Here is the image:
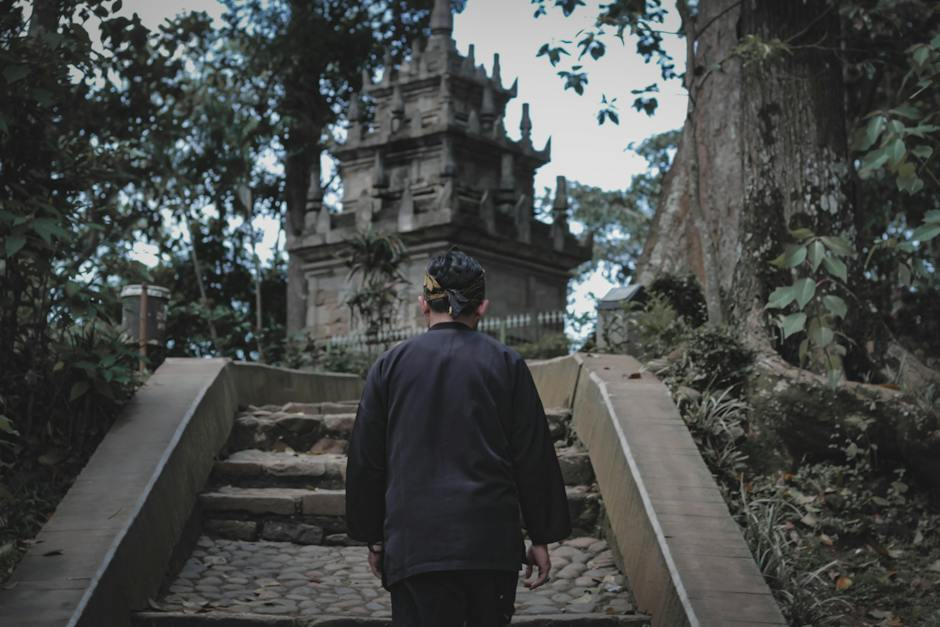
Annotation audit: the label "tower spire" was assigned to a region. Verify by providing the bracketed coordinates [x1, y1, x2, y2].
[430, 0, 453, 37]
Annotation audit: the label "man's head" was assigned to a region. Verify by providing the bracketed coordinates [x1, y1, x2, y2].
[419, 247, 489, 327]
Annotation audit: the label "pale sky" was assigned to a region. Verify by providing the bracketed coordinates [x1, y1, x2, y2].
[124, 0, 688, 326]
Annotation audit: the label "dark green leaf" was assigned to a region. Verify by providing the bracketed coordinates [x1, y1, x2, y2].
[780, 312, 807, 340]
[69, 381, 91, 402]
[852, 115, 885, 151]
[820, 236, 853, 257]
[767, 285, 795, 309]
[911, 145, 933, 159]
[807, 241, 825, 272]
[769, 244, 807, 269]
[794, 278, 817, 309]
[3, 65, 29, 84]
[912, 223, 940, 242]
[808, 317, 834, 348]
[789, 227, 815, 240]
[822, 255, 848, 282]
[4, 235, 25, 257]
[822, 295, 847, 318]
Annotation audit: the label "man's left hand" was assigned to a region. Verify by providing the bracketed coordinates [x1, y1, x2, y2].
[367, 545, 383, 578]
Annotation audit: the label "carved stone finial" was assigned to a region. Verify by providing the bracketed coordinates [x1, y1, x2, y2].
[467, 109, 481, 134]
[391, 85, 405, 133]
[463, 44, 475, 73]
[499, 153, 514, 190]
[398, 179, 415, 231]
[372, 151, 388, 189]
[304, 171, 323, 233]
[356, 189, 373, 231]
[430, 0, 452, 37]
[348, 92, 361, 124]
[440, 137, 457, 177]
[551, 175, 568, 251]
[382, 51, 393, 85]
[481, 83, 495, 121]
[438, 177, 455, 213]
[479, 189, 496, 234]
[316, 205, 331, 234]
[439, 74, 454, 127]
[492, 53, 502, 85]
[514, 193, 531, 243]
[520, 102, 532, 147]
[493, 114, 506, 140]
[410, 38, 423, 75]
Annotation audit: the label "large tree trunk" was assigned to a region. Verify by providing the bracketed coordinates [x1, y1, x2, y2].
[638, 0, 854, 350]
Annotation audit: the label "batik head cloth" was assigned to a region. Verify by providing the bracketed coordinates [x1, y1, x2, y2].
[423, 248, 486, 318]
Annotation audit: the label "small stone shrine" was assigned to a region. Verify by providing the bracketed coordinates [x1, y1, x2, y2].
[286, 0, 591, 337]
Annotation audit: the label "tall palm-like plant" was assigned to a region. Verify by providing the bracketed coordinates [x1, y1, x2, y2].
[344, 229, 408, 339]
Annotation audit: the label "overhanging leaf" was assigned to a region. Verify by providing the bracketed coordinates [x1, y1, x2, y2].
[769, 244, 807, 269]
[822, 295, 847, 318]
[793, 278, 817, 309]
[779, 312, 807, 340]
[69, 381, 90, 402]
[822, 255, 848, 282]
[767, 285, 795, 309]
[4, 235, 26, 257]
[819, 236, 853, 257]
[3, 64, 29, 84]
[807, 240, 825, 271]
[912, 223, 940, 242]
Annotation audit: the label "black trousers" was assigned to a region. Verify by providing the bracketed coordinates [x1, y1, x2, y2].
[389, 569, 519, 627]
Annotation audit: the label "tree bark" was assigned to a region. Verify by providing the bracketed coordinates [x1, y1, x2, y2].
[638, 0, 854, 349]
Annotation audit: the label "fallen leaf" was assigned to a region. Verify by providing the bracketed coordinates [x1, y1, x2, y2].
[627, 372, 642, 379]
[41, 549, 62, 557]
[819, 534, 834, 546]
[927, 559, 940, 573]
[835, 575, 852, 590]
[800, 513, 818, 527]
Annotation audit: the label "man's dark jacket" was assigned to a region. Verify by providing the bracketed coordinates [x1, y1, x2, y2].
[345, 321, 571, 589]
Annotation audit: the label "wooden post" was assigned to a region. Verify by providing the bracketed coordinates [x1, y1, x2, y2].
[139, 283, 149, 372]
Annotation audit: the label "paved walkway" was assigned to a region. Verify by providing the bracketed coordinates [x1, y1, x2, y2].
[156, 536, 632, 619]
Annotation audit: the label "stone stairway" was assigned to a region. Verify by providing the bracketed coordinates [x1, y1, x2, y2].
[133, 399, 650, 626]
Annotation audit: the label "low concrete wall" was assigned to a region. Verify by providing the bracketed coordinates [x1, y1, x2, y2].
[571, 353, 786, 626]
[527, 353, 582, 410]
[0, 359, 363, 627]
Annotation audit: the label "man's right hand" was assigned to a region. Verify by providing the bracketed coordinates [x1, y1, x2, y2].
[523, 543, 551, 590]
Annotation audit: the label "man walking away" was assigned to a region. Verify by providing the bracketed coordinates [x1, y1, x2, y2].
[346, 247, 571, 627]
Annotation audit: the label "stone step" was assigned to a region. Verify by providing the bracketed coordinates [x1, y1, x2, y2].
[200, 484, 601, 542]
[556, 446, 595, 486]
[212, 450, 347, 489]
[133, 612, 651, 626]
[134, 536, 648, 626]
[231, 412, 355, 454]
[545, 407, 572, 443]
[231, 407, 572, 454]
[200, 486, 349, 541]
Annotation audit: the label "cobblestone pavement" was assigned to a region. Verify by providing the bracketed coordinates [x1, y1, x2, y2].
[156, 535, 637, 619]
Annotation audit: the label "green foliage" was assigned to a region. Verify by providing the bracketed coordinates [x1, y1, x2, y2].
[766, 228, 854, 385]
[511, 333, 571, 360]
[531, 0, 676, 117]
[677, 325, 754, 392]
[647, 273, 707, 327]
[344, 229, 408, 337]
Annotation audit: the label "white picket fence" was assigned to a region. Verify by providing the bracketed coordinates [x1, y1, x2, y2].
[320, 310, 566, 353]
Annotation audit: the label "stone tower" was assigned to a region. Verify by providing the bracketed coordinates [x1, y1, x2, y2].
[286, 0, 591, 338]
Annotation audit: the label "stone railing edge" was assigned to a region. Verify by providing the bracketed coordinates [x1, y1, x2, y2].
[0, 358, 364, 627]
[570, 353, 787, 627]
